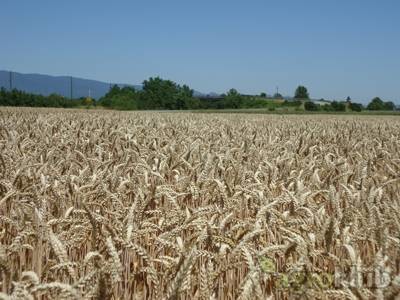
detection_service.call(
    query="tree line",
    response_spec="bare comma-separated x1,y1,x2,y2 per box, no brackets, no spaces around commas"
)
296,86,396,112
0,78,397,112
0,88,91,108
98,77,198,110
98,81,397,112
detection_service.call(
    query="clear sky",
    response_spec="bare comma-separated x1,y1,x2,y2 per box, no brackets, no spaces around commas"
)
1,0,399,103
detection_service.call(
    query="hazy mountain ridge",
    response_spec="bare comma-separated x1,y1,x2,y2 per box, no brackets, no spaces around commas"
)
0,71,217,99
0,71,141,99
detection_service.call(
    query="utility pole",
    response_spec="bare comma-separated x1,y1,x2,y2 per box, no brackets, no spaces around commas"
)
276,86,279,95
70,76,73,99
9,71,13,90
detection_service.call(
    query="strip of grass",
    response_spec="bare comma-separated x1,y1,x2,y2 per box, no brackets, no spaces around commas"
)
190,109,400,115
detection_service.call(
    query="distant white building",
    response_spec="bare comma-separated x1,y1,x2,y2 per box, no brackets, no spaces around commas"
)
312,99,331,106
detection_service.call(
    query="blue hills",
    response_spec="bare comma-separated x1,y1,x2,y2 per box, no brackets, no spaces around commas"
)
0,70,214,99
0,70,141,99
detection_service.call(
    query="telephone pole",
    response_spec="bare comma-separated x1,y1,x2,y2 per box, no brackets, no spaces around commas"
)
70,76,73,99
9,71,13,90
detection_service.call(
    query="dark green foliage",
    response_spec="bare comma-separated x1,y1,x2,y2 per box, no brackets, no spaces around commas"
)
98,85,138,110
198,91,282,110
304,101,320,111
367,97,395,111
384,101,395,111
140,77,179,109
139,77,196,110
240,98,270,108
2,81,395,113
274,93,283,99
98,78,200,110
331,101,346,111
294,86,309,99
0,88,83,108
349,102,363,112
367,97,385,110
223,89,243,109
321,104,333,111
283,100,302,107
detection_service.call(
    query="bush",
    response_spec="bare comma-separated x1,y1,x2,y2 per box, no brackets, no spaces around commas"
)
304,101,320,111
331,101,346,112
349,103,363,112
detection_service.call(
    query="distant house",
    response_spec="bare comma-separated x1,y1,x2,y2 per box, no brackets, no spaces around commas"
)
312,99,331,106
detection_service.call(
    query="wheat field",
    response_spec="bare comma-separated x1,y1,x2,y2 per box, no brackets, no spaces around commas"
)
0,107,400,299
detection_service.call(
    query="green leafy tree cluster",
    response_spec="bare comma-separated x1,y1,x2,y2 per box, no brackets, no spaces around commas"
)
99,77,200,110
98,86,139,110
367,97,395,111
294,86,309,99
0,88,83,108
139,77,199,110
223,89,243,109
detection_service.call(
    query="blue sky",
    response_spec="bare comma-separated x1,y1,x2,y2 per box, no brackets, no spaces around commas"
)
1,0,399,103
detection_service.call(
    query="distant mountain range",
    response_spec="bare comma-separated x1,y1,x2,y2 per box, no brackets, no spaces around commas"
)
0,70,215,99
0,70,142,99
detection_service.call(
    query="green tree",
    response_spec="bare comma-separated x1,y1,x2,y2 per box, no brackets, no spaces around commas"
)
260,92,267,98
294,86,309,99
367,97,385,110
384,101,395,111
140,77,180,109
131,77,198,110
98,86,138,110
274,93,283,99
175,84,195,109
224,89,243,109
108,85,121,97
